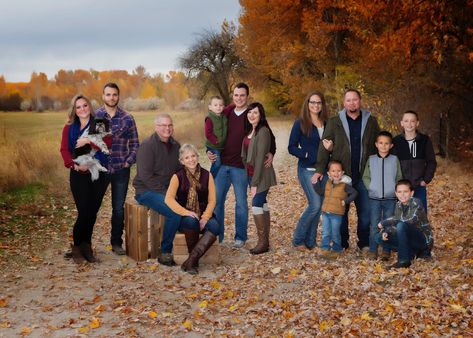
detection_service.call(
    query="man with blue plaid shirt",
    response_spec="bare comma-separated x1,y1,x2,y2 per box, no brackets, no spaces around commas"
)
96,83,139,255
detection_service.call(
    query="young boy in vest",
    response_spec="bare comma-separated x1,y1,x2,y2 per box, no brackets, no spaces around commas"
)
363,131,402,259
204,96,227,178
313,160,358,258
392,110,437,212
376,179,433,269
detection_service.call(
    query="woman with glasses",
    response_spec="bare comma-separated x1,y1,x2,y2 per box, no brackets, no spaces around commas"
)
288,91,330,251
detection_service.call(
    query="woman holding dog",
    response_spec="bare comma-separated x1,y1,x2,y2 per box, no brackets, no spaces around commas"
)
60,94,111,263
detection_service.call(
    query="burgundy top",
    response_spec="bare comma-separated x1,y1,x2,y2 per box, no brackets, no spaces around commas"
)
243,136,254,177
221,106,247,168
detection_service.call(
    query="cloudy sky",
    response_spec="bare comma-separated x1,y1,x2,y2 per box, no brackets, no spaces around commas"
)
0,0,241,82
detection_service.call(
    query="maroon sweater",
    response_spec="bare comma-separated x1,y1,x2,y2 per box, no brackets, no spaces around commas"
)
221,106,247,168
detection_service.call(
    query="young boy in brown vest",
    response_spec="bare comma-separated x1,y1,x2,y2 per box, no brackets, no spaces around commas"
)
314,160,358,257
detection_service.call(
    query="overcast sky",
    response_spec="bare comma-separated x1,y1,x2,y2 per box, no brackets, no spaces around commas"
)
0,0,241,82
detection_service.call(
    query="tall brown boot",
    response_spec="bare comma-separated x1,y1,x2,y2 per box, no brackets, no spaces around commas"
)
182,230,200,253
250,214,269,255
79,243,97,263
181,231,216,275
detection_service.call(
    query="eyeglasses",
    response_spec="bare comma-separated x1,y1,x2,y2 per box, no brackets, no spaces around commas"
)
309,101,323,105
156,124,173,128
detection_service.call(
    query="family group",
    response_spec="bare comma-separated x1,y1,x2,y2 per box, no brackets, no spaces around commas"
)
60,82,436,273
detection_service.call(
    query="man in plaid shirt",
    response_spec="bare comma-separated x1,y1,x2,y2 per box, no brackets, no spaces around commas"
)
96,83,139,255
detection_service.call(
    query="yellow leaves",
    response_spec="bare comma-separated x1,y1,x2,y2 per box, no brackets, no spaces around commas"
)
450,304,467,313
284,329,295,338
1,321,11,328
148,310,158,318
182,319,193,330
95,304,106,313
361,312,373,320
385,304,394,313
105,245,113,251
228,304,237,311
210,280,222,289
198,300,208,309
345,298,355,305
374,263,383,273
89,317,101,329
319,320,334,331
148,265,157,271
21,327,32,335
78,326,89,334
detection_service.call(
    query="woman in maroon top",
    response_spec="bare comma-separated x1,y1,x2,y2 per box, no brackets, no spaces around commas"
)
60,95,111,263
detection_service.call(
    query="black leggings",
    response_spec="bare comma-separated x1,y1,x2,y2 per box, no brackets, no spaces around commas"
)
70,170,110,245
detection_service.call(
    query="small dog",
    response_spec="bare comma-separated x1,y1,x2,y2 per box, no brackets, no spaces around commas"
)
73,118,112,181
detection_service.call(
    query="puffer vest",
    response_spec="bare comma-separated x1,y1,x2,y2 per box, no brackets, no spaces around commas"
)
322,181,348,215
205,112,227,149
176,168,209,215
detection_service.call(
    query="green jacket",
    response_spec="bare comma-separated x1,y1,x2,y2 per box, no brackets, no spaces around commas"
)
241,126,277,193
316,109,380,178
205,112,227,150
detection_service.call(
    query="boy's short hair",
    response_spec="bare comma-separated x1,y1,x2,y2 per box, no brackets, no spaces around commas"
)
376,130,393,142
327,160,343,170
209,95,223,104
103,82,120,95
344,88,361,100
396,179,414,191
402,110,419,120
234,82,249,96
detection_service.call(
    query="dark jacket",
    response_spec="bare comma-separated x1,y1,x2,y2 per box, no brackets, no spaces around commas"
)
133,133,181,195
288,118,325,168
316,109,380,179
392,132,437,187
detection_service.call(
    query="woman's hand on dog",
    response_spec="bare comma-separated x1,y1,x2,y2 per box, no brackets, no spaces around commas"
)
75,137,91,148
73,164,89,172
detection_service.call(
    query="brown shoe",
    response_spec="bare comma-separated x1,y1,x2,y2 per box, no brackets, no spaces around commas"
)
367,251,378,260
79,243,97,263
380,251,391,262
250,213,269,255
181,231,216,275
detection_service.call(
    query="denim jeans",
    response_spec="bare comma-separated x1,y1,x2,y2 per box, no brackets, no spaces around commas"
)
369,199,396,252
377,221,428,263
214,165,248,242
292,167,324,249
207,148,222,179
70,170,110,245
320,212,343,252
341,180,371,249
414,186,427,213
135,190,181,254
248,176,269,208
110,167,130,246
179,216,220,236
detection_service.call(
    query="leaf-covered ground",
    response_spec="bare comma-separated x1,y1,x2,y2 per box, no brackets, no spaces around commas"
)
1,124,472,337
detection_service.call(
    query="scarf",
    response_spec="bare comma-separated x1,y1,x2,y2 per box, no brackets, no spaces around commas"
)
185,164,202,217
68,119,90,153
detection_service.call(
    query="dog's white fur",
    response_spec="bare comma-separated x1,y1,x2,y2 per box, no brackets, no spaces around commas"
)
74,128,111,181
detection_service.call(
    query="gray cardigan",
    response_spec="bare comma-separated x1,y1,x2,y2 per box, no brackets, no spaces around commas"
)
241,126,277,193
133,133,181,195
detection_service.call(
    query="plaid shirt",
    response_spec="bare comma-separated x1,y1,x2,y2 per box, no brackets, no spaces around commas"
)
95,106,139,173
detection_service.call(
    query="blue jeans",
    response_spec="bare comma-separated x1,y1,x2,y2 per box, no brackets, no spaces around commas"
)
248,176,269,207
292,167,324,249
179,216,220,236
135,190,181,254
320,212,343,252
376,221,428,263
214,165,248,242
341,180,371,249
207,148,222,179
369,199,396,252
110,167,130,246
414,186,427,213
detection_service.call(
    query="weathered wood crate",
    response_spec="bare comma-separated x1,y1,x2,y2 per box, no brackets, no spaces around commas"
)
173,233,221,265
124,200,164,261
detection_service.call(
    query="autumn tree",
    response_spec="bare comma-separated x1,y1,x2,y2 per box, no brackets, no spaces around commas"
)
179,20,244,104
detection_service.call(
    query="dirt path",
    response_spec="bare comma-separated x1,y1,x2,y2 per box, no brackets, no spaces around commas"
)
1,123,472,337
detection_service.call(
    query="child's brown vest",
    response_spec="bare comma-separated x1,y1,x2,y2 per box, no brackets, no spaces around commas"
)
321,181,348,215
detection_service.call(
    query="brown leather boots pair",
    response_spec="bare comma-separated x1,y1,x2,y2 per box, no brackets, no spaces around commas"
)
181,230,216,275
250,210,270,255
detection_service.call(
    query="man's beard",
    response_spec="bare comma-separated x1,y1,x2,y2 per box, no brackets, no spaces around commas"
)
105,100,118,108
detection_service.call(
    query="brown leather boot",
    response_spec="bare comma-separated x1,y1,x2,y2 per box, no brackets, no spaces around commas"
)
71,245,85,264
79,243,97,263
182,230,200,253
250,214,269,255
181,231,216,275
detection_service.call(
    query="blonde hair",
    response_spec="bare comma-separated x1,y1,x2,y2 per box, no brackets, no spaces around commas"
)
179,144,199,161
67,94,95,125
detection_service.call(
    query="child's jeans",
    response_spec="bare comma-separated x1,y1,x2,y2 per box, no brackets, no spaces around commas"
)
320,212,343,252
376,221,428,263
207,147,221,179
369,198,396,253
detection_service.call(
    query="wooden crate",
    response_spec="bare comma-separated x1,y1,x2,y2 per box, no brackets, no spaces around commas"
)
124,200,164,261
173,233,221,265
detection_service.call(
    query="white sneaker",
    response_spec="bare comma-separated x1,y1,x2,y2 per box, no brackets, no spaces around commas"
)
233,240,246,248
